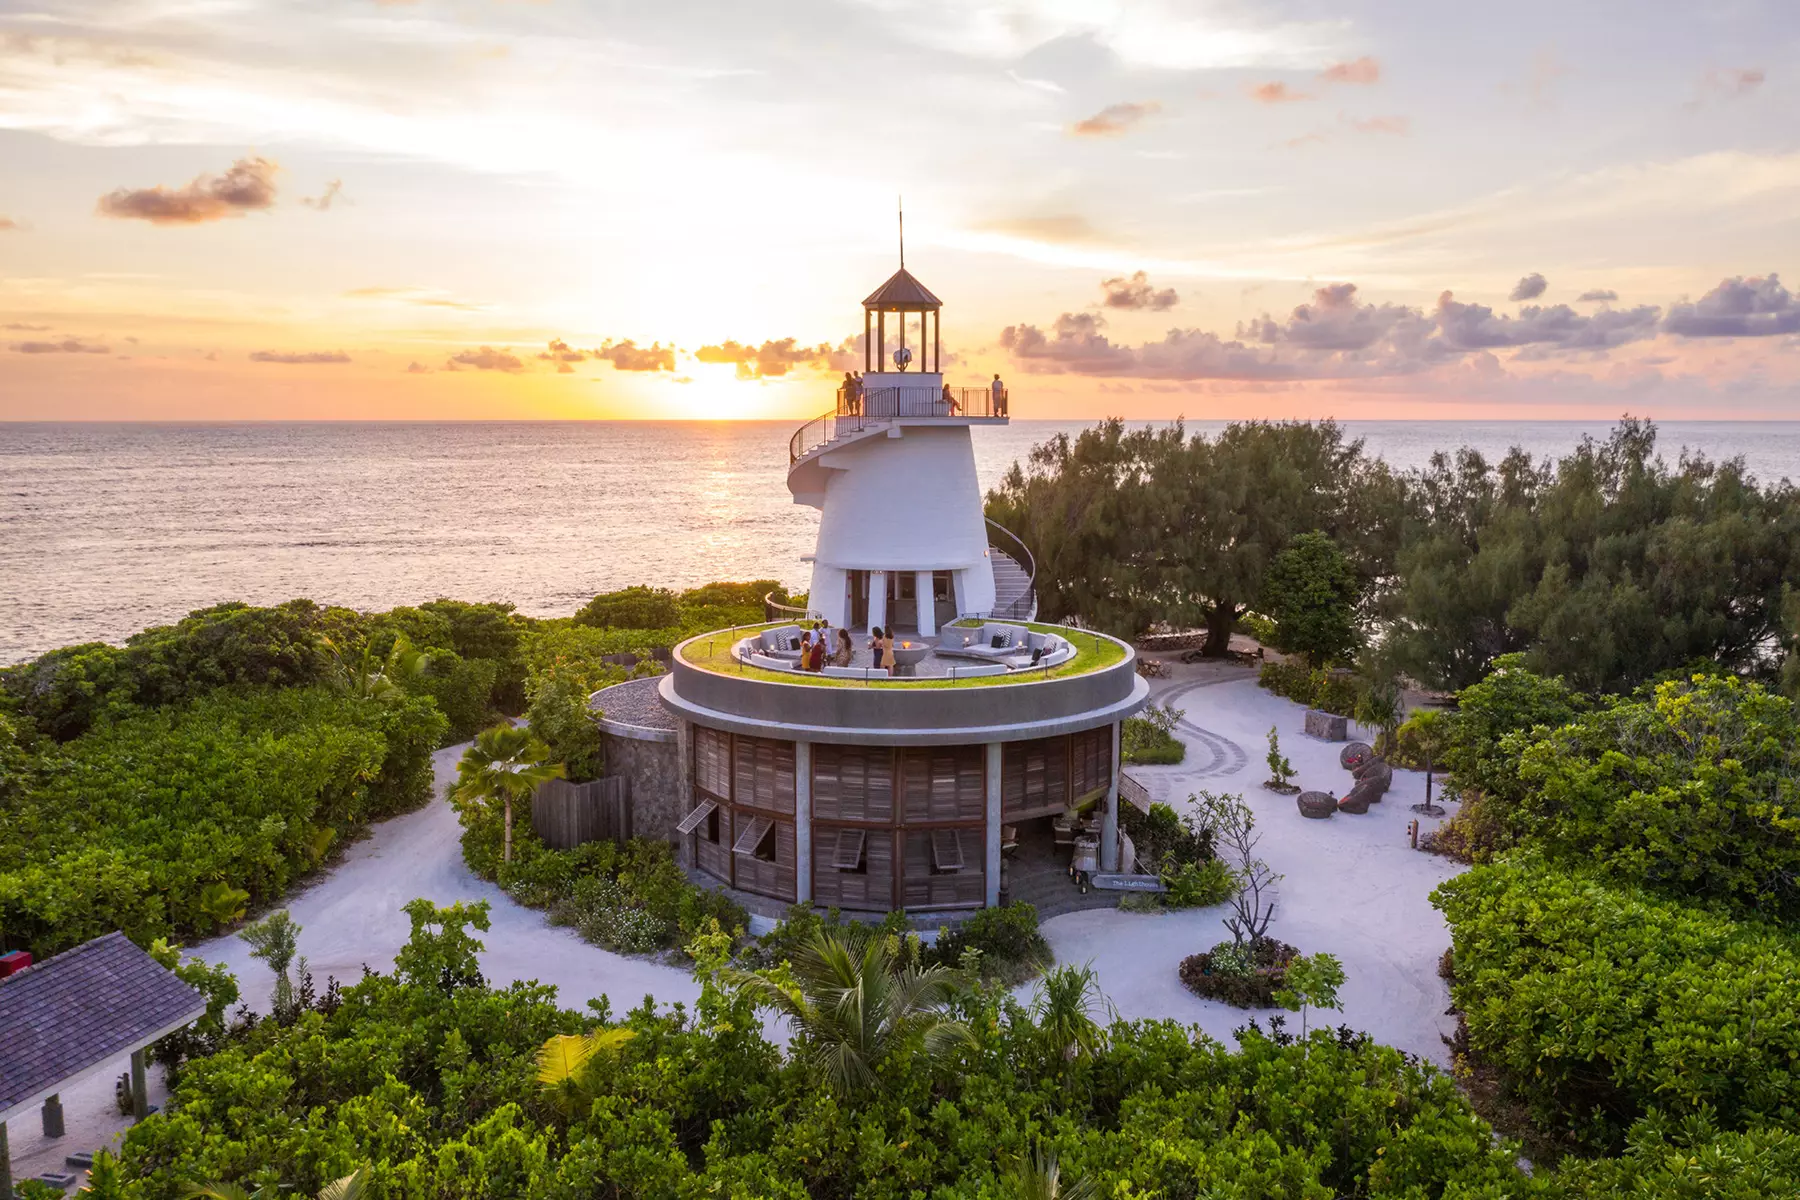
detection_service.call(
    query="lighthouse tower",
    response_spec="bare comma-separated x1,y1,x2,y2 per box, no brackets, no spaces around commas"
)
787,251,1024,636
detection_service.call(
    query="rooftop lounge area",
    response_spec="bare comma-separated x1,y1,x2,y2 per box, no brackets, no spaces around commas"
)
679,620,1126,687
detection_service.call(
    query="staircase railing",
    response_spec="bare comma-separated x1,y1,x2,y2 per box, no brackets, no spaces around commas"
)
790,384,1012,465
985,516,1038,621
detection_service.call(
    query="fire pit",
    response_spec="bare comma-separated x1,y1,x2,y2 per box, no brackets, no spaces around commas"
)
889,640,930,676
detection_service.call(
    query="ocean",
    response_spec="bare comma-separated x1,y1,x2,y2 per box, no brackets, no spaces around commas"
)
6,419,1800,665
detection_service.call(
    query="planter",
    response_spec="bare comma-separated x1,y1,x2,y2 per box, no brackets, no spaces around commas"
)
1178,940,1300,1008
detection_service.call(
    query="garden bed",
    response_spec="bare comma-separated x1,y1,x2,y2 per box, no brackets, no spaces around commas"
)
1179,939,1301,1008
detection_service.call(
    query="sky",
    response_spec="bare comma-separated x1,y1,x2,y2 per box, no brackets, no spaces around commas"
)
1,0,1798,421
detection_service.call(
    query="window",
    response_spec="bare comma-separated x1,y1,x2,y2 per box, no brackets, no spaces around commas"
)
930,828,966,873
831,828,868,873
898,573,916,600
732,814,775,861
677,798,719,839
933,571,952,602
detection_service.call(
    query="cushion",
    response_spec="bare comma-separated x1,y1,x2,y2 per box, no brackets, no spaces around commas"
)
990,633,1006,649
789,636,802,651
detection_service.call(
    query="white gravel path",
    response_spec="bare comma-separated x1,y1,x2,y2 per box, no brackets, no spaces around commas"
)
14,675,1465,1184
1037,666,1465,1065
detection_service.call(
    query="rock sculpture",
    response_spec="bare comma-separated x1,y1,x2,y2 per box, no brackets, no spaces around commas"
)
1336,741,1393,814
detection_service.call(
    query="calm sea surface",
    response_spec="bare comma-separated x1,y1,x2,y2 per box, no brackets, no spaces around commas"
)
6,419,1800,665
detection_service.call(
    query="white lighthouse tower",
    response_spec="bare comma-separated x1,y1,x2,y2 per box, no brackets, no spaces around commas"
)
787,242,1027,636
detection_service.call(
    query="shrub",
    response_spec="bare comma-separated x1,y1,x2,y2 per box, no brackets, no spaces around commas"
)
1120,801,1214,876
1256,660,1360,716
1121,704,1186,764
0,686,443,956
1309,670,1361,717
1258,659,1315,705
576,586,682,630
1178,938,1299,1008
407,649,498,743
1434,857,1800,1151
1378,707,1453,770
931,902,1051,983
1162,858,1236,909
1442,653,1585,809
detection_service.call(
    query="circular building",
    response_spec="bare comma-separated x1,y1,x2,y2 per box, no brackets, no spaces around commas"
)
635,253,1150,913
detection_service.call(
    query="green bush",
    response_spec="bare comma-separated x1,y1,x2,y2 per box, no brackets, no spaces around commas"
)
1178,938,1300,1008
406,649,497,743
1121,715,1185,764
0,686,443,956
1434,857,1800,1151
931,902,1052,983
88,901,1544,1200
1162,857,1236,908
575,585,682,630
1258,658,1316,705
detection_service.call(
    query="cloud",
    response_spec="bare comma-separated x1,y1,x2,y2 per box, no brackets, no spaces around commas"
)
96,157,279,225
11,337,110,354
1663,273,1800,338
1509,273,1548,301
405,361,430,373
447,346,524,372
1100,271,1179,311
344,285,482,310
1319,56,1380,84
302,179,344,210
249,349,351,363
1248,81,1312,104
695,338,832,379
597,340,676,372
3,323,50,331
1578,289,1618,303
1069,101,1160,136
0,216,17,231
1693,66,1766,104
538,338,587,368
1348,115,1408,135
976,214,1102,245
1000,279,1668,381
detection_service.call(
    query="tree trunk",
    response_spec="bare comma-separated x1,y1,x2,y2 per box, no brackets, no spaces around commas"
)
1203,603,1240,658
503,797,513,864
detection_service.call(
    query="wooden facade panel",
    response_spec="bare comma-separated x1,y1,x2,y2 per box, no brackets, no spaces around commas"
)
693,796,731,883
1002,735,1071,820
900,828,985,909
1071,725,1112,804
694,725,732,800
900,745,986,823
811,744,896,823
812,824,895,910
733,734,797,816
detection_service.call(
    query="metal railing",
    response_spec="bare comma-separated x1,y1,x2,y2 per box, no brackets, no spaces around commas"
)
762,590,818,622
985,516,1038,621
789,384,1012,465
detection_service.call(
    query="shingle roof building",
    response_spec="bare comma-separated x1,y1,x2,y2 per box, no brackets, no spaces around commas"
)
0,932,207,1122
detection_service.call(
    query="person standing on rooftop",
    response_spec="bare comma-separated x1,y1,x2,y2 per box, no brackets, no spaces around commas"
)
991,373,1006,417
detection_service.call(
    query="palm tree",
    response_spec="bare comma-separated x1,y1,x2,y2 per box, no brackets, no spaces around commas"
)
183,1166,367,1200
1004,1148,1095,1200
536,1027,637,1117
239,909,303,1019
452,724,565,864
322,632,428,703
1030,963,1113,1063
726,929,972,1096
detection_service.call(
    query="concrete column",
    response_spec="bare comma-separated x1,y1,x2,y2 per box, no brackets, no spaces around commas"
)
1,1117,11,1200
131,1047,149,1122
914,571,937,637
1100,720,1123,872
985,740,1003,906
868,570,888,632
794,740,812,904
42,1093,63,1138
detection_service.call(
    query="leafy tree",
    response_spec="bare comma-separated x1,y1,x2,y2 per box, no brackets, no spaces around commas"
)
1258,531,1361,665
394,897,490,991
451,724,565,864
239,910,303,1020
1274,952,1345,1037
726,928,973,1096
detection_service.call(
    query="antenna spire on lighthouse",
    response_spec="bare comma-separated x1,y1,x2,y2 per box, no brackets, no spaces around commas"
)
898,196,904,269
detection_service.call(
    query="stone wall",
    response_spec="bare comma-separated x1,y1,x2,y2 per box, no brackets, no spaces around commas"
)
603,731,683,843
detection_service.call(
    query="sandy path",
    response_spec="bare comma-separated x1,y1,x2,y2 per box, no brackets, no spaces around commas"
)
1037,666,1464,1065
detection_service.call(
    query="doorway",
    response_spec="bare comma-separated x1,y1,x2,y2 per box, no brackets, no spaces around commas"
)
848,570,869,628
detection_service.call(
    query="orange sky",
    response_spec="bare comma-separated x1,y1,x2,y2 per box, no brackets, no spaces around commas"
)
3,0,1798,420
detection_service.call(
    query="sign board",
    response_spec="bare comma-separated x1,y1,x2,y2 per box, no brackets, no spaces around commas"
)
1091,873,1165,893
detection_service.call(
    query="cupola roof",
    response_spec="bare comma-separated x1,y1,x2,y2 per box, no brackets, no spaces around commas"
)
863,268,941,311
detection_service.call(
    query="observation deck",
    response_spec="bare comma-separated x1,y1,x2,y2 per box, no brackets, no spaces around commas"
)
787,382,1009,504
